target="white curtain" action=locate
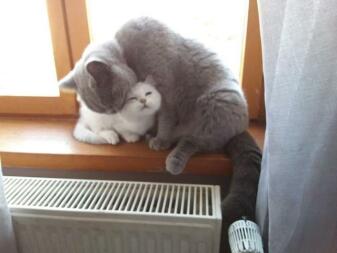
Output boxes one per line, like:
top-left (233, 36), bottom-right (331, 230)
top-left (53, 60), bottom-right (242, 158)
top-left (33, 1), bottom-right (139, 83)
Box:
top-left (0, 166), bottom-right (17, 253)
top-left (257, 0), bottom-right (337, 252)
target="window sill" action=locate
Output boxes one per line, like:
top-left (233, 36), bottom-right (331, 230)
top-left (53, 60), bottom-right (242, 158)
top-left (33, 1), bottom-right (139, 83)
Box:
top-left (0, 116), bottom-right (265, 176)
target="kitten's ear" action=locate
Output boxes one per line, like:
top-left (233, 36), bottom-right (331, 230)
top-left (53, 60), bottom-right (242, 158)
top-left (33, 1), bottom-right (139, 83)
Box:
top-left (86, 61), bottom-right (111, 87)
top-left (59, 70), bottom-right (76, 90)
top-left (145, 75), bottom-right (156, 86)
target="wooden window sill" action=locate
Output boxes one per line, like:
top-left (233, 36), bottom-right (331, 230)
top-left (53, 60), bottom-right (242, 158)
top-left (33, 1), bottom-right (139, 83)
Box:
top-left (0, 116), bottom-right (265, 176)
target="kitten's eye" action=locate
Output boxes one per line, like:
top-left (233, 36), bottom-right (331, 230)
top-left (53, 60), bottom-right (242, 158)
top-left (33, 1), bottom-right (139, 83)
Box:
top-left (145, 91), bottom-right (152, 96)
top-left (128, 97), bottom-right (137, 101)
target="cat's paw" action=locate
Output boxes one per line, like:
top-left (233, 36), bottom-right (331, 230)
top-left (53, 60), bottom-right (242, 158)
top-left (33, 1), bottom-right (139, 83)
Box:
top-left (74, 133), bottom-right (107, 144)
top-left (73, 124), bottom-right (107, 144)
top-left (99, 130), bottom-right (120, 145)
top-left (165, 154), bottom-right (186, 175)
top-left (122, 133), bottom-right (140, 143)
top-left (148, 137), bottom-right (171, 151)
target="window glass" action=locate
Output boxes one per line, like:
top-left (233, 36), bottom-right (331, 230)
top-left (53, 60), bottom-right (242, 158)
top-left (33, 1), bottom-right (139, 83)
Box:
top-left (0, 1), bottom-right (58, 96)
top-left (86, 0), bottom-right (248, 78)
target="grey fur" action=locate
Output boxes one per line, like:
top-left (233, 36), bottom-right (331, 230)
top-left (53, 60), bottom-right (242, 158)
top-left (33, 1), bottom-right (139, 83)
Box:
top-left (116, 17), bottom-right (249, 174)
top-left (59, 41), bottom-right (137, 113)
top-left (60, 17), bottom-right (249, 174)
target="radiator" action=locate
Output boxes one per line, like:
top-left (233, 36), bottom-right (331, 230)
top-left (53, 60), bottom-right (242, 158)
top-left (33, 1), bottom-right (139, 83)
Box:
top-left (4, 176), bottom-right (222, 253)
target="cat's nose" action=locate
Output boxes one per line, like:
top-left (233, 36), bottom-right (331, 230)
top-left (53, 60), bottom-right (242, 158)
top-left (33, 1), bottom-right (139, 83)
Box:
top-left (139, 98), bottom-right (146, 104)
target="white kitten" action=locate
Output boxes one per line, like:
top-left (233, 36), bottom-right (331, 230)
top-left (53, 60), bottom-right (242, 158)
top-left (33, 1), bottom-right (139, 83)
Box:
top-left (74, 76), bottom-right (161, 144)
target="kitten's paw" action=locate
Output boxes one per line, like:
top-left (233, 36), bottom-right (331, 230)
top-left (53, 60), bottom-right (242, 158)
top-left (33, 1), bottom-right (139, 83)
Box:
top-left (99, 130), bottom-right (120, 145)
top-left (74, 133), bottom-right (107, 144)
top-left (165, 154), bottom-right (186, 175)
top-left (73, 125), bottom-right (107, 144)
top-left (123, 133), bottom-right (140, 143)
top-left (148, 137), bottom-right (171, 151)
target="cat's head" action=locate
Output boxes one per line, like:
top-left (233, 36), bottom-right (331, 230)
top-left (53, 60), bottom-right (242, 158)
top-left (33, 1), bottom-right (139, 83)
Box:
top-left (122, 75), bottom-right (161, 116)
top-left (59, 41), bottom-right (137, 114)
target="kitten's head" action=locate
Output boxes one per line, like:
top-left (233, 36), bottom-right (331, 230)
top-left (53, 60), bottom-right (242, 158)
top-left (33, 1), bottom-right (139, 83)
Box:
top-left (122, 75), bottom-right (161, 116)
top-left (59, 41), bottom-right (137, 114)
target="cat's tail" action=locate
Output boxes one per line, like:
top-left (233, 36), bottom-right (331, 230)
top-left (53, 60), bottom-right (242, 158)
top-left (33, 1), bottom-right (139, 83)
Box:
top-left (221, 131), bottom-right (262, 251)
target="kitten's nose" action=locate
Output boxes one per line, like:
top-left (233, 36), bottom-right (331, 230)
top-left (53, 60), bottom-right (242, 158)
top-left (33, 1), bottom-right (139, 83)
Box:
top-left (139, 98), bottom-right (146, 104)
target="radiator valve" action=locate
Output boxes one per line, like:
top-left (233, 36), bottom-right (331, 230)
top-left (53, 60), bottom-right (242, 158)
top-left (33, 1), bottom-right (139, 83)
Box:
top-left (228, 217), bottom-right (264, 253)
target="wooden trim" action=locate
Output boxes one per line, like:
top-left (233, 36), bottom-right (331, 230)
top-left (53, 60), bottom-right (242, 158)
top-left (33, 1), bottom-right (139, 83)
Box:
top-left (1, 152), bottom-right (232, 176)
top-left (0, 116), bottom-right (265, 175)
top-left (240, 0), bottom-right (264, 120)
top-left (258, 76), bottom-right (266, 120)
top-left (63, 0), bottom-right (91, 64)
top-left (46, 0), bottom-right (73, 80)
top-left (0, 90), bottom-right (77, 116)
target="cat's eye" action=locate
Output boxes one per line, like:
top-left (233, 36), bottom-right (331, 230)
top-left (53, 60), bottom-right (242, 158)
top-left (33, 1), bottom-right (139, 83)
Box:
top-left (145, 91), bottom-right (152, 96)
top-left (128, 97), bottom-right (137, 101)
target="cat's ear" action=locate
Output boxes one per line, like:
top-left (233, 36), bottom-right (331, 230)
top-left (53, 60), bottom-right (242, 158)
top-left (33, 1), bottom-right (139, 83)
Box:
top-left (86, 61), bottom-right (111, 87)
top-left (145, 75), bottom-right (156, 86)
top-left (59, 70), bottom-right (76, 90)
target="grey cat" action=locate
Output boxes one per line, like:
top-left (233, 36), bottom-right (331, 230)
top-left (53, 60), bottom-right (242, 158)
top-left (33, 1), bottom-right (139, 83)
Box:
top-left (60, 17), bottom-right (249, 175)
top-left (60, 40), bottom-right (137, 114)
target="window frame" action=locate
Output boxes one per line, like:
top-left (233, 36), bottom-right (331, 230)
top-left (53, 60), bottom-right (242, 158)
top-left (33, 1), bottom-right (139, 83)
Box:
top-left (0, 0), bottom-right (89, 116)
top-left (241, 0), bottom-right (264, 120)
top-left (0, 0), bottom-right (263, 119)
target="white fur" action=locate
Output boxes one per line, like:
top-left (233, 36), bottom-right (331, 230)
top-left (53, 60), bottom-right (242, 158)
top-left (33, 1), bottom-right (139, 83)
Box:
top-left (74, 81), bottom-right (161, 145)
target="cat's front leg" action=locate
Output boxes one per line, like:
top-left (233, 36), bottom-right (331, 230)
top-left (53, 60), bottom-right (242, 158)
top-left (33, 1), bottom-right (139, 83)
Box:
top-left (165, 139), bottom-right (198, 175)
top-left (73, 122), bottom-right (109, 144)
top-left (149, 107), bottom-right (176, 150)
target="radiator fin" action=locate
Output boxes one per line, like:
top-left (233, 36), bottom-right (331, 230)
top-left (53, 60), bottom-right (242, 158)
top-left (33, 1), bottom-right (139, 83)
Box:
top-left (4, 177), bottom-right (217, 217)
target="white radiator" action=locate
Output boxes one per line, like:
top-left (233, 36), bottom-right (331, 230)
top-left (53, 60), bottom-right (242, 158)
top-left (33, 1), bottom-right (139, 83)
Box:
top-left (4, 176), bottom-right (222, 253)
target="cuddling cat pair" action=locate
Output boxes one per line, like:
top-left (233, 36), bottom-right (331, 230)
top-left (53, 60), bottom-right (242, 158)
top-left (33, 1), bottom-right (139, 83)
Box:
top-left (73, 75), bottom-right (161, 146)
top-left (59, 17), bottom-right (248, 175)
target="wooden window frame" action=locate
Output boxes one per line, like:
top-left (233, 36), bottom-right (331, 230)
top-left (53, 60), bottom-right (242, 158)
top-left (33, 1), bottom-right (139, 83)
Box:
top-left (0, 0), bottom-right (263, 119)
top-left (0, 0), bottom-right (89, 116)
top-left (241, 0), bottom-right (264, 120)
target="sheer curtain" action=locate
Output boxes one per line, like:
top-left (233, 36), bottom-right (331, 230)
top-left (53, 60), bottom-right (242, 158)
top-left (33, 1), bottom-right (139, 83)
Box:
top-left (0, 164), bottom-right (17, 253)
top-left (257, 0), bottom-right (337, 252)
